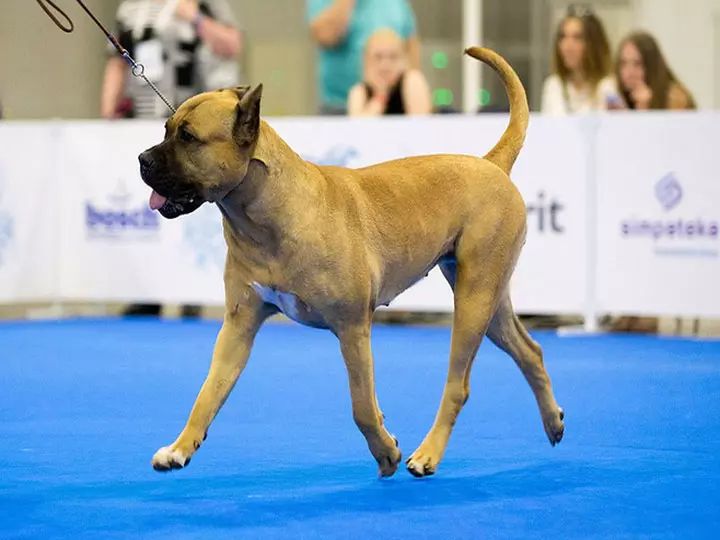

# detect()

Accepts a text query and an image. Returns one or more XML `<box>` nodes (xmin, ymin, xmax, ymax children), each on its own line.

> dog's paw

<box><xmin>375</xmin><ymin>435</ymin><xmax>402</xmax><ymax>478</ymax></box>
<box><xmin>151</xmin><ymin>445</ymin><xmax>191</xmax><ymax>472</ymax></box>
<box><xmin>544</xmin><ymin>407</ymin><xmax>565</xmax><ymax>446</ymax></box>
<box><xmin>405</xmin><ymin>445</ymin><xmax>441</xmax><ymax>478</ymax></box>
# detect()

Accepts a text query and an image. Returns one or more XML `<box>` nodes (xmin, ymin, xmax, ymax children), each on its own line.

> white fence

<box><xmin>0</xmin><ymin>112</ymin><xmax>718</xmax><ymax>329</ymax></box>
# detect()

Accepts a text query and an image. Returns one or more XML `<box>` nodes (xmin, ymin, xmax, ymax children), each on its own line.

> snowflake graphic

<box><xmin>0</xmin><ymin>169</ymin><xmax>14</xmax><ymax>267</ymax></box>
<box><xmin>303</xmin><ymin>145</ymin><xmax>359</xmax><ymax>166</ymax></box>
<box><xmin>0</xmin><ymin>215</ymin><xmax>12</xmax><ymax>266</ymax></box>
<box><xmin>182</xmin><ymin>203</ymin><xmax>226</xmax><ymax>268</ymax></box>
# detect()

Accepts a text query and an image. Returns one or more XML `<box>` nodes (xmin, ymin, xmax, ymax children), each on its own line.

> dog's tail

<box><xmin>464</xmin><ymin>47</ymin><xmax>529</xmax><ymax>175</ymax></box>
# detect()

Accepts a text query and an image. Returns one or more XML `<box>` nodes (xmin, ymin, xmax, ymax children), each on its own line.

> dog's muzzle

<box><xmin>138</xmin><ymin>151</ymin><xmax>205</xmax><ymax>219</ymax></box>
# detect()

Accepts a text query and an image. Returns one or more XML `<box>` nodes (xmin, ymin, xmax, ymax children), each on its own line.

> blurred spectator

<box><xmin>614</xmin><ymin>31</ymin><xmax>696</xmax><ymax>111</ymax></box>
<box><xmin>101</xmin><ymin>0</ymin><xmax>243</xmax><ymax>120</ymax></box>
<box><xmin>307</xmin><ymin>0</ymin><xmax>421</xmax><ymax>115</ymax></box>
<box><xmin>347</xmin><ymin>28</ymin><xmax>432</xmax><ymax>116</ymax></box>
<box><xmin>609</xmin><ymin>31</ymin><xmax>695</xmax><ymax>335</ymax></box>
<box><xmin>100</xmin><ymin>0</ymin><xmax>243</xmax><ymax>318</ymax></box>
<box><xmin>541</xmin><ymin>4</ymin><xmax>618</xmax><ymax>115</ymax></box>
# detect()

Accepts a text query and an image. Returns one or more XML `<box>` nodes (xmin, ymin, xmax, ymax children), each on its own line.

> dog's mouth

<box><xmin>149</xmin><ymin>190</ymin><xmax>169</xmax><ymax>211</ymax></box>
<box><xmin>139</xmin><ymin>151</ymin><xmax>205</xmax><ymax>218</ymax></box>
<box><xmin>148</xmin><ymin>189</ymin><xmax>204</xmax><ymax>219</ymax></box>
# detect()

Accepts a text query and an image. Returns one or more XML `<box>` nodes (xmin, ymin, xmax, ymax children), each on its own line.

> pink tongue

<box><xmin>149</xmin><ymin>190</ymin><xmax>167</xmax><ymax>210</ymax></box>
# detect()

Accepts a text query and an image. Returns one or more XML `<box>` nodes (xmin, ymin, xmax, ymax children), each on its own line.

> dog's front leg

<box><xmin>151</xmin><ymin>298</ymin><xmax>272</xmax><ymax>472</ymax></box>
<box><xmin>337</xmin><ymin>323</ymin><xmax>402</xmax><ymax>477</ymax></box>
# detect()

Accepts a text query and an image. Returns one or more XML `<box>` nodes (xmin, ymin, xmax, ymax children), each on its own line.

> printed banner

<box><xmin>0</xmin><ymin>123</ymin><xmax>60</xmax><ymax>303</ymax></box>
<box><xmin>595</xmin><ymin>112</ymin><xmax>720</xmax><ymax>317</ymax></box>
<box><xmin>56</xmin><ymin>121</ymin><xmax>226</xmax><ymax>304</ymax></box>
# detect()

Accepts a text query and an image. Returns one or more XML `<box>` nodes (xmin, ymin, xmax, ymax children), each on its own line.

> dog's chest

<box><xmin>251</xmin><ymin>282</ymin><xmax>328</xmax><ymax>329</ymax></box>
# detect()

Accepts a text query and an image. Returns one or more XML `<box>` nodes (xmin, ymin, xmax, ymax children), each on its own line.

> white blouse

<box><xmin>541</xmin><ymin>75</ymin><xmax>620</xmax><ymax>115</ymax></box>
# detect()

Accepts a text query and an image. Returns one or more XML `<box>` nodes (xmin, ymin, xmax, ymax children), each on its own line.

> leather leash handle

<box><xmin>36</xmin><ymin>0</ymin><xmax>74</xmax><ymax>33</ymax></box>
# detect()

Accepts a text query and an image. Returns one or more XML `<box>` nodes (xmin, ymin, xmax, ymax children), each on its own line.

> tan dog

<box><xmin>139</xmin><ymin>47</ymin><xmax>564</xmax><ymax>478</ymax></box>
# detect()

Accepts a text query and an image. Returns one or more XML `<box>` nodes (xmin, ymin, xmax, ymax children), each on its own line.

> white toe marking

<box><xmin>153</xmin><ymin>446</ymin><xmax>186</xmax><ymax>466</ymax></box>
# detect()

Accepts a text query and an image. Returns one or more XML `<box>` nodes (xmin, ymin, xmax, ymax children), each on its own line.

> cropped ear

<box><xmin>232</xmin><ymin>85</ymin><xmax>251</xmax><ymax>100</ymax></box>
<box><xmin>233</xmin><ymin>84</ymin><xmax>263</xmax><ymax>146</ymax></box>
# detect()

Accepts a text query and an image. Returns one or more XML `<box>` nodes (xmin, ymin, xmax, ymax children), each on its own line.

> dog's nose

<box><xmin>139</xmin><ymin>152</ymin><xmax>152</xmax><ymax>168</ymax></box>
<box><xmin>138</xmin><ymin>152</ymin><xmax>153</xmax><ymax>176</ymax></box>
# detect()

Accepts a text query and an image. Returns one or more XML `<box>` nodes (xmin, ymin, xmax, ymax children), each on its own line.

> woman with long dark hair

<box><xmin>615</xmin><ymin>31</ymin><xmax>696</xmax><ymax>110</ymax></box>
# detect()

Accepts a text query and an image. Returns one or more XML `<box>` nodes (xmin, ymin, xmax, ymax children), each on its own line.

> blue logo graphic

<box><xmin>654</xmin><ymin>172</ymin><xmax>683</xmax><ymax>211</ymax></box>
<box><xmin>0</xmin><ymin>170</ymin><xmax>14</xmax><ymax>267</ymax></box>
<box><xmin>303</xmin><ymin>145</ymin><xmax>359</xmax><ymax>167</ymax></box>
<box><xmin>182</xmin><ymin>203</ymin><xmax>226</xmax><ymax>268</ymax></box>
<box><xmin>85</xmin><ymin>180</ymin><xmax>160</xmax><ymax>240</ymax></box>
<box><xmin>620</xmin><ymin>173</ymin><xmax>718</xmax><ymax>257</ymax></box>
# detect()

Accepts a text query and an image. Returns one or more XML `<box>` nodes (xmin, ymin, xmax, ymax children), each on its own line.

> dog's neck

<box><xmin>216</xmin><ymin>121</ymin><xmax>323</xmax><ymax>253</ymax></box>
<box><xmin>251</xmin><ymin>121</ymin><xmax>307</xmax><ymax>174</ymax></box>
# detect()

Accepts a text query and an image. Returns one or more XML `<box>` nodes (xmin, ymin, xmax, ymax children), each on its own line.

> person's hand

<box><xmin>631</xmin><ymin>82</ymin><xmax>653</xmax><ymax>109</ymax></box>
<box><xmin>605</xmin><ymin>93</ymin><xmax>626</xmax><ymax>111</ymax></box>
<box><xmin>366</xmin><ymin>74</ymin><xmax>391</xmax><ymax>102</ymax></box>
<box><xmin>364</xmin><ymin>74</ymin><xmax>390</xmax><ymax>115</ymax></box>
<box><xmin>175</xmin><ymin>0</ymin><xmax>200</xmax><ymax>23</ymax></box>
<box><xmin>366</xmin><ymin>92</ymin><xmax>387</xmax><ymax>115</ymax></box>
<box><xmin>100</xmin><ymin>108</ymin><xmax>117</xmax><ymax>120</ymax></box>
<box><xmin>101</xmin><ymin>102</ymin><xmax>119</xmax><ymax>120</ymax></box>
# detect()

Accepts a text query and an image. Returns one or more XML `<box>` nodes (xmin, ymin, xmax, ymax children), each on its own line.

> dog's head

<box><xmin>138</xmin><ymin>84</ymin><xmax>263</xmax><ymax>219</ymax></box>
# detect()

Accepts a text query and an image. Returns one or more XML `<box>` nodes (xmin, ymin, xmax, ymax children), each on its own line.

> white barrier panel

<box><xmin>596</xmin><ymin>111</ymin><xmax>720</xmax><ymax>317</ymax></box>
<box><xmin>0</xmin><ymin>124</ymin><xmax>60</xmax><ymax>303</ymax></box>
<box><xmin>0</xmin><ymin>113</ymin><xmax>718</xmax><ymax>320</ymax></box>
<box><xmin>38</xmin><ymin>115</ymin><xmax>587</xmax><ymax>313</ymax></box>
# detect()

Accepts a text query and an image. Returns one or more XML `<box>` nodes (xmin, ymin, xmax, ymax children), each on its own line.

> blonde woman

<box><xmin>347</xmin><ymin>28</ymin><xmax>432</xmax><ymax>116</ymax></box>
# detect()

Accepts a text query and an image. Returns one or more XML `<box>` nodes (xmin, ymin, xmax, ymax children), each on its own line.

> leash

<box><xmin>36</xmin><ymin>0</ymin><xmax>177</xmax><ymax>113</ymax></box>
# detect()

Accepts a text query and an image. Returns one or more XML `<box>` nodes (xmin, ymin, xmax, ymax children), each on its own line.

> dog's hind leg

<box><xmin>406</xmin><ymin>207</ymin><xmax>523</xmax><ymax>477</ymax></box>
<box><xmin>337</xmin><ymin>321</ymin><xmax>402</xmax><ymax>477</ymax></box>
<box><xmin>486</xmin><ymin>293</ymin><xmax>564</xmax><ymax>445</ymax></box>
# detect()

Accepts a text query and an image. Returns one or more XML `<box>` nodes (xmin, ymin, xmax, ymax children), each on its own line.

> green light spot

<box><xmin>431</xmin><ymin>51</ymin><xmax>448</xmax><ymax>69</ymax></box>
<box><xmin>478</xmin><ymin>88</ymin><xmax>491</xmax><ymax>106</ymax></box>
<box><xmin>432</xmin><ymin>88</ymin><xmax>454</xmax><ymax>106</ymax></box>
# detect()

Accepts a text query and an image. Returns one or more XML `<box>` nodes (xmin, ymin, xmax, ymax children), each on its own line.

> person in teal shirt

<box><xmin>307</xmin><ymin>0</ymin><xmax>421</xmax><ymax>114</ymax></box>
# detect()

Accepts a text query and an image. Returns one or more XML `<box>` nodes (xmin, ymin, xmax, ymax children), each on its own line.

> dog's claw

<box><xmin>377</xmin><ymin>451</ymin><xmax>402</xmax><ymax>477</ymax></box>
<box><xmin>375</xmin><ymin>435</ymin><xmax>402</xmax><ymax>478</ymax></box>
<box><xmin>151</xmin><ymin>446</ymin><xmax>191</xmax><ymax>472</ymax></box>
<box><xmin>544</xmin><ymin>407</ymin><xmax>565</xmax><ymax>446</ymax></box>
<box><xmin>405</xmin><ymin>446</ymin><xmax>439</xmax><ymax>478</ymax></box>
<box><xmin>407</xmin><ymin>464</ymin><xmax>422</xmax><ymax>478</ymax></box>
<box><xmin>406</xmin><ymin>459</ymin><xmax>435</xmax><ymax>478</ymax></box>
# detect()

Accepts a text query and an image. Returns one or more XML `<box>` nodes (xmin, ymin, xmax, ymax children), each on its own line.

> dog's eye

<box><xmin>179</xmin><ymin>128</ymin><xmax>198</xmax><ymax>143</ymax></box>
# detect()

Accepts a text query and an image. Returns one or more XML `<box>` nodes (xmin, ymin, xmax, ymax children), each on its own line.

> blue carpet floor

<box><xmin>1</xmin><ymin>319</ymin><xmax>719</xmax><ymax>539</ymax></box>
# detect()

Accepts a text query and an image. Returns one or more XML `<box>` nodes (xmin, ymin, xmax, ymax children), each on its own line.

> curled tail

<box><xmin>464</xmin><ymin>47</ymin><xmax>529</xmax><ymax>175</ymax></box>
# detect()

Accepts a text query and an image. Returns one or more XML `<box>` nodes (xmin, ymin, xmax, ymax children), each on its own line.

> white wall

<box><xmin>716</xmin><ymin>11</ymin><xmax>720</xmax><ymax>106</ymax></box>
<box><xmin>632</xmin><ymin>0</ymin><xmax>720</xmax><ymax>109</ymax></box>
